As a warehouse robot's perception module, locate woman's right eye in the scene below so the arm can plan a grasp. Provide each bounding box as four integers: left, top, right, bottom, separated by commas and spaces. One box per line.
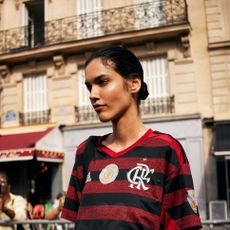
85, 84, 91, 92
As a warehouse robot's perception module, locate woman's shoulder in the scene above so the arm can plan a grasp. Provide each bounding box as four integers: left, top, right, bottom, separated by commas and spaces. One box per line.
152, 130, 188, 165
76, 135, 103, 155
145, 130, 180, 148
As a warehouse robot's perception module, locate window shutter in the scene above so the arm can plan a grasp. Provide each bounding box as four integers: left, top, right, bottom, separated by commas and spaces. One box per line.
141, 56, 169, 99
24, 72, 48, 113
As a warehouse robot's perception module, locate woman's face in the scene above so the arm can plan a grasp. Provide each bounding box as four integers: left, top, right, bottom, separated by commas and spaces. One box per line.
85, 58, 134, 122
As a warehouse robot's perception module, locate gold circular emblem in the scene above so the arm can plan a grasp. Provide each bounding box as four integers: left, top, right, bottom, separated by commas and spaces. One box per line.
99, 163, 119, 184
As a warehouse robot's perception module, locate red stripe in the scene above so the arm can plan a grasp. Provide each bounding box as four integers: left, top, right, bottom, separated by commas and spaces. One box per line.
66, 186, 82, 201
153, 132, 187, 165
163, 189, 187, 208
61, 208, 77, 222
76, 140, 87, 155
75, 165, 83, 180
97, 129, 153, 157
84, 181, 163, 202
166, 163, 191, 180
176, 214, 201, 229
78, 205, 160, 229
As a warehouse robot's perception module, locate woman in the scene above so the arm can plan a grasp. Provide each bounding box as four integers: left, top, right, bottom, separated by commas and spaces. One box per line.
61, 46, 202, 229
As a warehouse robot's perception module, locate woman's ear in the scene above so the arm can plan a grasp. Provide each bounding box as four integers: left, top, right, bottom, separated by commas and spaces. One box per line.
128, 77, 141, 94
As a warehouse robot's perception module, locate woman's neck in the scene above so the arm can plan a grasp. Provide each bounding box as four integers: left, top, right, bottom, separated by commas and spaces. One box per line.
104, 110, 148, 151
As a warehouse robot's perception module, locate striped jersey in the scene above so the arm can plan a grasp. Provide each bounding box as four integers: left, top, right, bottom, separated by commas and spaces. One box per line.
61, 129, 202, 229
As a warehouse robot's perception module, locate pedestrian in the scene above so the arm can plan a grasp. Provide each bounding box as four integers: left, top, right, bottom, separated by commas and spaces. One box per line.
61, 46, 202, 229
45, 192, 64, 220
0, 171, 28, 230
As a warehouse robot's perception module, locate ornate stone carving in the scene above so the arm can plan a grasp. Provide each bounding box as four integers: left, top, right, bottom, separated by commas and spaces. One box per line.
0, 65, 10, 84
163, 0, 186, 23
53, 55, 65, 75
15, 0, 21, 9
145, 42, 155, 51
180, 33, 191, 57
102, 7, 135, 33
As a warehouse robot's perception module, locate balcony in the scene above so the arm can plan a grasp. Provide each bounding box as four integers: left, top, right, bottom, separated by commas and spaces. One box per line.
75, 96, 174, 123
75, 105, 99, 123
19, 109, 51, 126
140, 96, 175, 116
0, 0, 188, 56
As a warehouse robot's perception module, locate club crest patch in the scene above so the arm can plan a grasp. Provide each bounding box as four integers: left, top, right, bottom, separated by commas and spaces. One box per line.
187, 189, 198, 213
99, 163, 119, 184
127, 163, 154, 191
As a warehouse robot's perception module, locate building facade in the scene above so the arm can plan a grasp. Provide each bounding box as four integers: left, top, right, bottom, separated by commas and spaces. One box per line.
0, 0, 229, 219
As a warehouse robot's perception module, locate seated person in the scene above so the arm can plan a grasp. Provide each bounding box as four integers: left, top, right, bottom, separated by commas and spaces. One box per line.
0, 171, 28, 230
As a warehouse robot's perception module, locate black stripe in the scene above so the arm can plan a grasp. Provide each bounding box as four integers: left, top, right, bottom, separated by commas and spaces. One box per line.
90, 170, 165, 186
75, 219, 152, 230
69, 176, 85, 192
165, 175, 194, 194
167, 202, 199, 220
95, 146, 180, 168
63, 197, 79, 212
80, 193, 162, 216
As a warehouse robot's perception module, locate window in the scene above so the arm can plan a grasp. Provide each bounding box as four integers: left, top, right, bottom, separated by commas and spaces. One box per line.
23, 0, 45, 47
76, 0, 103, 39
78, 68, 90, 107
22, 72, 49, 125
76, 68, 97, 122
140, 56, 173, 115
141, 56, 169, 98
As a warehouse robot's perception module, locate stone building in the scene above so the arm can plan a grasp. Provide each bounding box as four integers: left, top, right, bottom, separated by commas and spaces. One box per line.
0, 0, 229, 219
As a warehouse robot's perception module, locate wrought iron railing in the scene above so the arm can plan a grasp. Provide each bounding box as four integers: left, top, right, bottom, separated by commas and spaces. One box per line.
0, 220, 74, 230
140, 95, 175, 116
75, 96, 174, 123
202, 219, 230, 229
0, 0, 188, 54
0, 219, 229, 230
19, 109, 51, 126
75, 105, 99, 123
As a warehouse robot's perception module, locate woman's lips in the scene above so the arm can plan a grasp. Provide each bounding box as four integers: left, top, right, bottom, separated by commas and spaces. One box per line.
93, 104, 105, 112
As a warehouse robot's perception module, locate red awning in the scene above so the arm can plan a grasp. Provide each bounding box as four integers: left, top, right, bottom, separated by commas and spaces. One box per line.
0, 127, 64, 162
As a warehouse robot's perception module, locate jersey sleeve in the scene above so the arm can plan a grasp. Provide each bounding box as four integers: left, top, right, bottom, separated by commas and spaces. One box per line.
161, 140, 202, 229
61, 140, 87, 222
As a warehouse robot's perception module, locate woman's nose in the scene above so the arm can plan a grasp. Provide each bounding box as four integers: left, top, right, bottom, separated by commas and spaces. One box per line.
89, 85, 99, 101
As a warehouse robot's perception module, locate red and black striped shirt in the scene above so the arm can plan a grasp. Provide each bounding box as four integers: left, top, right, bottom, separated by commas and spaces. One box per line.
61, 129, 202, 229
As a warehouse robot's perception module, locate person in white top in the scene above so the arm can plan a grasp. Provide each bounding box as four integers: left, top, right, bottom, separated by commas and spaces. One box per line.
0, 171, 28, 230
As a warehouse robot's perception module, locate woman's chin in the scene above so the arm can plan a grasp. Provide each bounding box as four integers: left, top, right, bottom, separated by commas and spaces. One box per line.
97, 113, 111, 123
98, 117, 111, 123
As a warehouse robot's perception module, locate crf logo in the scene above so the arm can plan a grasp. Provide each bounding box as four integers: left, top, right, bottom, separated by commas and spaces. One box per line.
127, 163, 154, 191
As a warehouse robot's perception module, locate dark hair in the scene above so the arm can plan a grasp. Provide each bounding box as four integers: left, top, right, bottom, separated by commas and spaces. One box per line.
85, 46, 149, 101
0, 171, 9, 184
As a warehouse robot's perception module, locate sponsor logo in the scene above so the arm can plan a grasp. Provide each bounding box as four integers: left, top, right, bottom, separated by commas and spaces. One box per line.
86, 172, 91, 183
99, 163, 119, 184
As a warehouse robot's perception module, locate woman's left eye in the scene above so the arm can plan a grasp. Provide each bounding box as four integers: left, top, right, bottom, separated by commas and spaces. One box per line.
99, 79, 108, 85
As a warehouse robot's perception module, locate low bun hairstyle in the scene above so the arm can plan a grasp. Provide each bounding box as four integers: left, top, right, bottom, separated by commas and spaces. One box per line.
138, 81, 149, 100
85, 46, 149, 101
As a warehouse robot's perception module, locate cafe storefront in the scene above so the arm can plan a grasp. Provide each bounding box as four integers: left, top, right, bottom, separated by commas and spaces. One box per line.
0, 126, 64, 205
